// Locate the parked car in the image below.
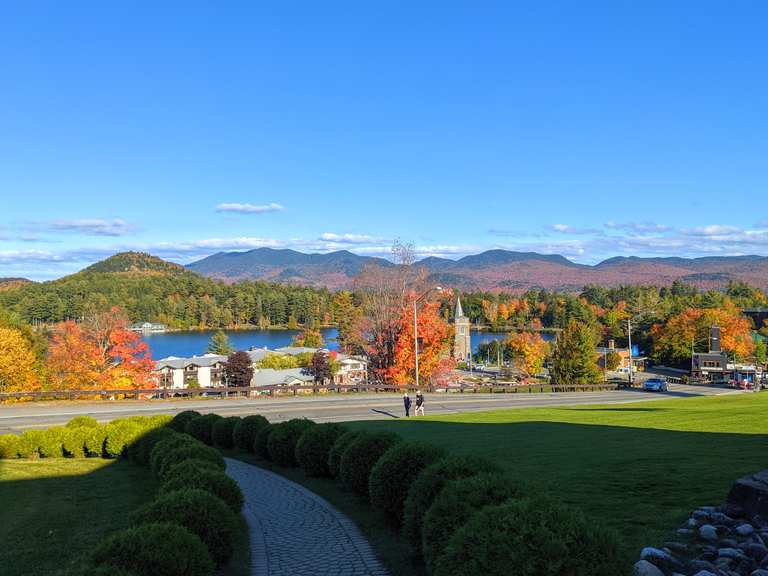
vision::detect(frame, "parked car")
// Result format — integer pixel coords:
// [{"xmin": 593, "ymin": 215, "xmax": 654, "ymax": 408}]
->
[{"xmin": 643, "ymin": 378, "xmax": 668, "ymax": 392}]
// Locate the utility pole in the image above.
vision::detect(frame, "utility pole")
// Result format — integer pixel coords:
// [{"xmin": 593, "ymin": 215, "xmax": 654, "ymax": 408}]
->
[{"xmin": 627, "ymin": 318, "xmax": 634, "ymax": 386}]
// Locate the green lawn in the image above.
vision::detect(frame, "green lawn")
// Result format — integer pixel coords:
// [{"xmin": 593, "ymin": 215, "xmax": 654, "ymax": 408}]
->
[
  {"xmin": 0, "ymin": 459, "xmax": 158, "ymax": 576},
  {"xmin": 350, "ymin": 392, "xmax": 768, "ymax": 568}
]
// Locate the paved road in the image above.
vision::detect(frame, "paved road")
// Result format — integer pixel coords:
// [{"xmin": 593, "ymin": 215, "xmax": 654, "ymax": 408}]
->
[
  {"xmin": 0, "ymin": 383, "xmax": 740, "ymax": 434},
  {"xmin": 226, "ymin": 457, "xmax": 388, "ymax": 576}
]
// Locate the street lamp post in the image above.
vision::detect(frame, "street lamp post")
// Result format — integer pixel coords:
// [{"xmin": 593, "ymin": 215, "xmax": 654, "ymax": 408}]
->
[{"xmin": 413, "ymin": 286, "xmax": 442, "ymax": 390}]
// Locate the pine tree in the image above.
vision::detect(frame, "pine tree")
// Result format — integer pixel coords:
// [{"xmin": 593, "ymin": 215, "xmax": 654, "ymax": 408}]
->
[
  {"xmin": 207, "ymin": 330, "xmax": 234, "ymax": 355},
  {"xmin": 550, "ymin": 319, "xmax": 600, "ymax": 386}
]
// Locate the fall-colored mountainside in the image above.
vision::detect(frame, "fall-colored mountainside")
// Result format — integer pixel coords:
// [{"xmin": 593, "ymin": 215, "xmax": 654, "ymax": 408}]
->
[
  {"xmin": 82, "ymin": 251, "xmax": 189, "ymax": 276},
  {"xmin": 0, "ymin": 278, "xmax": 33, "ymax": 292},
  {"xmin": 186, "ymin": 248, "xmax": 768, "ymax": 291}
]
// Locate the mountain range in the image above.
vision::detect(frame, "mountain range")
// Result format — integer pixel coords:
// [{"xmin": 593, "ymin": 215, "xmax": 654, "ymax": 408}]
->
[{"xmin": 186, "ymin": 248, "xmax": 768, "ymax": 292}]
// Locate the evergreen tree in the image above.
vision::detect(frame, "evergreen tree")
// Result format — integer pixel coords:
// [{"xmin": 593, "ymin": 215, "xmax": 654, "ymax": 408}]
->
[
  {"xmin": 207, "ymin": 329, "xmax": 234, "ymax": 355},
  {"xmin": 550, "ymin": 319, "xmax": 600, "ymax": 386}
]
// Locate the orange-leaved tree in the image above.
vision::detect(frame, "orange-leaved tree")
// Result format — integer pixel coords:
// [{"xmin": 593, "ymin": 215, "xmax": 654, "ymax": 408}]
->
[
  {"xmin": 507, "ymin": 330, "xmax": 550, "ymax": 376},
  {"xmin": 0, "ymin": 327, "xmax": 42, "ymax": 392},
  {"xmin": 387, "ymin": 299, "xmax": 453, "ymax": 386},
  {"xmin": 47, "ymin": 307, "xmax": 155, "ymax": 390}
]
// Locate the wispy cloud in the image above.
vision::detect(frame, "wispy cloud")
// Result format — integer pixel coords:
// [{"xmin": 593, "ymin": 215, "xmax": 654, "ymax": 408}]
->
[
  {"xmin": 681, "ymin": 225, "xmax": 743, "ymax": 237},
  {"xmin": 551, "ymin": 224, "xmax": 603, "ymax": 235},
  {"xmin": 38, "ymin": 218, "xmax": 135, "ymax": 237},
  {"xmin": 319, "ymin": 232, "xmax": 382, "ymax": 244},
  {"xmin": 755, "ymin": 218, "xmax": 768, "ymax": 229},
  {"xmin": 605, "ymin": 221, "xmax": 670, "ymax": 233},
  {"xmin": 216, "ymin": 202, "xmax": 285, "ymax": 214}
]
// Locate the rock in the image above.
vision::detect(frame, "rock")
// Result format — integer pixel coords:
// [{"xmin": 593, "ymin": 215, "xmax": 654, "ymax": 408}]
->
[
  {"xmin": 747, "ymin": 543, "xmax": 768, "ymax": 561},
  {"xmin": 727, "ymin": 470, "xmax": 768, "ymax": 519},
  {"xmin": 751, "ymin": 569, "xmax": 768, "ymax": 576},
  {"xmin": 719, "ymin": 547, "xmax": 742, "ymax": 559},
  {"xmin": 640, "ymin": 546, "xmax": 683, "ymax": 571},
  {"xmin": 692, "ymin": 571, "xmax": 717, "ymax": 576},
  {"xmin": 677, "ymin": 528, "xmax": 695, "ymax": 537},
  {"xmin": 720, "ymin": 538, "xmax": 739, "ymax": 548},
  {"xmin": 690, "ymin": 558, "xmax": 717, "ymax": 572},
  {"xmin": 738, "ymin": 524, "xmax": 757, "ymax": 536},
  {"xmin": 633, "ymin": 559, "xmax": 664, "ymax": 576},
  {"xmin": 700, "ymin": 524, "xmax": 719, "ymax": 541}
]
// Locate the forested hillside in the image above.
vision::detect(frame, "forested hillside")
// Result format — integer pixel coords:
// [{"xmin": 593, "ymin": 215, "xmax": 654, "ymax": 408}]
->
[{"xmin": 0, "ymin": 253, "xmax": 334, "ymax": 329}]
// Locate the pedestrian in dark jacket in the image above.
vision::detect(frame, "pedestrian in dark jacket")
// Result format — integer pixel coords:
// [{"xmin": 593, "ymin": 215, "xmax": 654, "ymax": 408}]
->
[
  {"xmin": 403, "ymin": 392, "xmax": 412, "ymax": 417},
  {"xmin": 415, "ymin": 391, "xmax": 425, "ymax": 416}
]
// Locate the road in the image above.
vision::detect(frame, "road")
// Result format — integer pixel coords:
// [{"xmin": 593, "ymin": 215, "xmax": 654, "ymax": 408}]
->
[{"xmin": 0, "ymin": 383, "xmax": 741, "ymax": 434}]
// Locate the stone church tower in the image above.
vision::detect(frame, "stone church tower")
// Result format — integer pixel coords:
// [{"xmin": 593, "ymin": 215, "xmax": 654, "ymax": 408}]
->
[{"xmin": 453, "ymin": 297, "xmax": 471, "ymax": 361}]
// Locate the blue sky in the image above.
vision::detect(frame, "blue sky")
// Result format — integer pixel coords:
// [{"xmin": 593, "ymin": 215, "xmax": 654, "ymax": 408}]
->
[{"xmin": 1, "ymin": 1, "xmax": 767, "ymax": 280}]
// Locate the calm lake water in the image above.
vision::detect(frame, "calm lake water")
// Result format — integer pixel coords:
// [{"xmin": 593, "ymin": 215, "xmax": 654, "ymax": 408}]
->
[{"xmin": 141, "ymin": 328, "xmax": 529, "ymax": 359}]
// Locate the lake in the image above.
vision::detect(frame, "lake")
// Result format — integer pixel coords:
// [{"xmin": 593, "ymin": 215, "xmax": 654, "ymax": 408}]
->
[{"xmin": 140, "ymin": 328, "xmax": 525, "ymax": 359}]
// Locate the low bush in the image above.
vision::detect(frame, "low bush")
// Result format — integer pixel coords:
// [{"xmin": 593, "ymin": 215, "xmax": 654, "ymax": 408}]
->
[
  {"xmin": 17, "ymin": 430, "xmax": 44, "ymax": 458},
  {"xmin": 130, "ymin": 489, "xmax": 238, "ymax": 567},
  {"xmin": 149, "ymin": 433, "xmax": 198, "ymax": 476},
  {"xmin": 434, "ymin": 498, "xmax": 622, "ymax": 576},
  {"xmin": 422, "ymin": 472, "xmax": 525, "ymax": 571},
  {"xmin": 157, "ymin": 443, "xmax": 225, "ymax": 480},
  {"xmin": 267, "ymin": 419, "xmax": 316, "ymax": 467},
  {"xmin": 160, "ymin": 467, "xmax": 244, "ymax": 513},
  {"xmin": 38, "ymin": 427, "xmax": 65, "ymax": 458},
  {"xmin": 62, "ymin": 427, "xmax": 89, "ymax": 458},
  {"xmin": 66, "ymin": 415, "xmax": 100, "ymax": 429},
  {"xmin": 185, "ymin": 414, "xmax": 222, "ymax": 445},
  {"xmin": 369, "ymin": 441, "xmax": 445, "ymax": 526},
  {"xmin": 90, "ymin": 521, "xmax": 213, "ymax": 576},
  {"xmin": 104, "ymin": 419, "xmax": 142, "ymax": 458},
  {"xmin": 327, "ymin": 430, "xmax": 363, "ymax": 479},
  {"xmin": 212, "ymin": 416, "xmax": 241, "ymax": 449},
  {"xmin": 233, "ymin": 414, "xmax": 269, "ymax": 452},
  {"xmin": 83, "ymin": 425, "xmax": 108, "ymax": 457},
  {"xmin": 167, "ymin": 410, "xmax": 202, "ymax": 433},
  {"xmin": 295, "ymin": 422, "xmax": 346, "ymax": 477},
  {"xmin": 340, "ymin": 431, "xmax": 402, "ymax": 496},
  {"xmin": 128, "ymin": 426, "xmax": 177, "ymax": 466},
  {"xmin": 0, "ymin": 434, "xmax": 19, "ymax": 459},
  {"xmin": 253, "ymin": 423, "xmax": 274, "ymax": 460},
  {"xmin": 403, "ymin": 454, "xmax": 501, "ymax": 546}
]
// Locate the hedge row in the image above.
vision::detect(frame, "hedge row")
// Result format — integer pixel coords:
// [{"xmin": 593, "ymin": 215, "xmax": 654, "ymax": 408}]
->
[
  {"xmin": 232, "ymin": 412, "xmax": 622, "ymax": 576},
  {"xmin": 0, "ymin": 415, "xmax": 173, "ymax": 460}
]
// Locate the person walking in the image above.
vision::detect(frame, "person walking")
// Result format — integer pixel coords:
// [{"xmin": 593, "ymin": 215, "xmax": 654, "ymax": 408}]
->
[
  {"xmin": 415, "ymin": 390, "xmax": 425, "ymax": 416},
  {"xmin": 403, "ymin": 392, "xmax": 412, "ymax": 417}
]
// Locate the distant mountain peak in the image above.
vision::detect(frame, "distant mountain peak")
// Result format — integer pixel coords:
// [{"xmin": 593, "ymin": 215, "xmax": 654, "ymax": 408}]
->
[{"xmin": 83, "ymin": 252, "xmax": 187, "ymax": 275}]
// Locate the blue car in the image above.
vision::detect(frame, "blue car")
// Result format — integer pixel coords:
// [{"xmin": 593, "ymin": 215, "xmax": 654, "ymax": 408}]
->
[{"xmin": 643, "ymin": 378, "xmax": 668, "ymax": 392}]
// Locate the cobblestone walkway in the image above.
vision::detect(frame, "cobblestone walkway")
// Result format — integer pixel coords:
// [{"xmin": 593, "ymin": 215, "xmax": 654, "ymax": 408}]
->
[{"xmin": 225, "ymin": 457, "xmax": 389, "ymax": 576}]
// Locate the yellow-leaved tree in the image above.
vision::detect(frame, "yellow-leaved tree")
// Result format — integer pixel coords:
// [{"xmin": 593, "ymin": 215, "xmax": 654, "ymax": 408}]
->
[{"xmin": 0, "ymin": 327, "xmax": 41, "ymax": 392}]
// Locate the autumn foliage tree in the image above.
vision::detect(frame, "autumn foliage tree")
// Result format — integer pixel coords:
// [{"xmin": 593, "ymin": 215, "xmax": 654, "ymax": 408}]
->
[
  {"xmin": 46, "ymin": 307, "xmax": 155, "ymax": 390},
  {"xmin": 0, "ymin": 327, "xmax": 41, "ymax": 392},
  {"xmin": 651, "ymin": 303, "xmax": 755, "ymax": 365},
  {"xmin": 388, "ymin": 300, "xmax": 453, "ymax": 386},
  {"xmin": 507, "ymin": 331, "xmax": 549, "ymax": 376},
  {"xmin": 550, "ymin": 319, "xmax": 601, "ymax": 386}
]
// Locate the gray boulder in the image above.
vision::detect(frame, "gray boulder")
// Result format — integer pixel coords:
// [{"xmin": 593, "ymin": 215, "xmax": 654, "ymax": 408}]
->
[
  {"xmin": 727, "ymin": 470, "xmax": 768, "ymax": 518},
  {"xmin": 633, "ymin": 559, "xmax": 664, "ymax": 576}
]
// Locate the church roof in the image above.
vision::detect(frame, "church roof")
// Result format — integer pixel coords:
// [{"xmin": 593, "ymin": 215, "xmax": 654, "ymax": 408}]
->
[{"xmin": 455, "ymin": 297, "xmax": 467, "ymax": 320}]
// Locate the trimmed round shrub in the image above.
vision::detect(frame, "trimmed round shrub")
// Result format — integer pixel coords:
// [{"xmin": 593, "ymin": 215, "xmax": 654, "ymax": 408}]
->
[
  {"xmin": 160, "ymin": 467, "xmax": 244, "ymax": 513},
  {"xmin": 233, "ymin": 414, "xmax": 269, "ymax": 451},
  {"xmin": 130, "ymin": 489, "xmax": 238, "ymax": 566},
  {"xmin": 0, "ymin": 434, "xmax": 20, "ymax": 459},
  {"xmin": 66, "ymin": 415, "xmax": 99, "ymax": 429},
  {"xmin": 212, "ymin": 416, "xmax": 241, "ymax": 449},
  {"xmin": 62, "ymin": 427, "xmax": 89, "ymax": 458},
  {"xmin": 422, "ymin": 473, "xmax": 525, "ymax": 570},
  {"xmin": 157, "ymin": 443, "xmax": 225, "ymax": 480},
  {"xmin": 167, "ymin": 410, "xmax": 202, "ymax": 433},
  {"xmin": 185, "ymin": 414, "xmax": 222, "ymax": 445},
  {"xmin": 295, "ymin": 422, "xmax": 346, "ymax": 477},
  {"xmin": 90, "ymin": 521, "xmax": 213, "ymax": 576},
  {"xmin": 253, "ymin": 423, "xmax": 274, "ymax": 460},
  {"xmin": 340, "ymin": 431, "xmax": 402, "ymax": 496},
  {"xmin": 149, "ymin": 433, "xmax": 198, "ymax": 476},
  {"xmin": 434, "ymin": 498, "xmax": 622, "ymax": 576},
  {"xmin": 148, "ymin": 414, "xmax": 173, "ymax": 428},
  {"xmin": 267, "ymin": 419, "xmax": 316, "ymax": 467},
  {"xmin": 83, "ymin": 425, "xmax": 108, "ymax": 457},
  {"xmin": 17, "ymin": 430, "xmax": 44, "ymax": 458},
  {"xmin": 327, "ymin": 430, "xmax": 363, "ymax": 479},
  {"xmin": 369, "ymin": 441, "xmax": 445, "ymax": 526},
  {"xmin": 128, "ymin": 426, "xmax": 177, "ymax": 466},
  {"xmin": 104, "ymin": 419, "xmax": 143, "ymax": 458},
  {"xmin": 403, "ymin": 455, "xmax": 501, "ymax": 546},
  {"xmin": 40, "ymin": 427, "xmax": 65, "ymax": 458}
]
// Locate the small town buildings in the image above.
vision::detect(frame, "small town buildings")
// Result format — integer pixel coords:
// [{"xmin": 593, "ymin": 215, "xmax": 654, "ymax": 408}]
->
[
  {"xmin": 453, "ymin": 297, "xmax": 471, "ymax": 361},
  {"xmin": 128, "ymin": 322, "xmax": 167, "ymax": 333},
  {"xmin": 597, "ymin": 340, "xmax": 646, "ymax": 372},
  {"xmin": 691, "ymin": 326, "xmax": 728, "ymax": 383}
]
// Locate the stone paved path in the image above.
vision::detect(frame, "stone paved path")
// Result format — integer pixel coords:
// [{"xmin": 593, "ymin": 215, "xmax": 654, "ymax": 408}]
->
[{"xmin": 225, "ymin": 457, "xmax": 389, "ymax": 576}]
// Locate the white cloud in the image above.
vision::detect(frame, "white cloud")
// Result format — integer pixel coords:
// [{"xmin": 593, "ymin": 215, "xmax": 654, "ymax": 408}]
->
[
  {"xmin": 215, "ymin": 202, "xmax": 285, "ymax": 214},
  {"xmin": 551, "ymin": 224, "xmax": 602, "ymax": 235},
  {"xmin": 319, "ymin": 233, "xmax": 381, "ymax": 244},
  {"xmin": 45, "ymin": 218, "xmax": 135, "ymax": 236},
  {"xmin": 681, "ymin": 225, "xmax": 743, "ymax": 236},
  {"xmin": 605, "ymin": 221, "xmax": 670, "ymax": 233}
]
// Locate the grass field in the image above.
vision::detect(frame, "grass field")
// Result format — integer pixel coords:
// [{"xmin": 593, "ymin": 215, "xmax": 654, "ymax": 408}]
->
[
  {"xmin": 0, "ymin": 459, "xmax": 158, "ymax": 576},
  {"xmin": 0, "ymin": 458, "xmax": 250, "ymax": 576}
]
